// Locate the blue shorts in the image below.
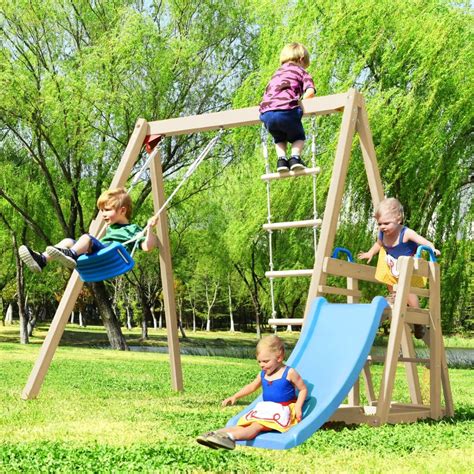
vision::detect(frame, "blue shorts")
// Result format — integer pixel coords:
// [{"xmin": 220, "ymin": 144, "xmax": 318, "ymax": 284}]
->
[
  {"xmin": 88, "ymin": 234, "xmax": 107, "ymax": 254},
  {"xmin": 260, "ymin": 108, "xmax": 306, "ymax": 144}
]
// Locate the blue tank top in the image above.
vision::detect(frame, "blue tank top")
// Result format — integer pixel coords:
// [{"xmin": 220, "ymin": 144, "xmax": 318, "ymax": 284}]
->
[
  {"xmin": 379, "ymin": 226, "xmax": 417, "ymax": 258},
  {"xmin": 261, "ymin": 366, "xmax": 296, "ymax": 403}
]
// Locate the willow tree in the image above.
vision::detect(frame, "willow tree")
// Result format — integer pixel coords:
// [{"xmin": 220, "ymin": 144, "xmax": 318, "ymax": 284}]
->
[
  {"xmin": 0, "ymin": 0, "xmax": 257, "ymax": 345},
  {"xmin": 231, "ymin": 0, "xmax": 472, "ymax": 330}
]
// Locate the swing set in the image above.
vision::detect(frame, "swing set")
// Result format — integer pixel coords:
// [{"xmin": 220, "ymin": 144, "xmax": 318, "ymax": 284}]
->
[{"xmin": 22, "ymin": 89, "xmax": 453, "ymax": 440}]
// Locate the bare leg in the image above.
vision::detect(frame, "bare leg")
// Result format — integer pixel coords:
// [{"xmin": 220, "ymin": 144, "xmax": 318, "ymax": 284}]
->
[
  {"xmin": 43, "ymin": 238, "xmax": 75, "ymax": 262},
  {"xmin": 217, "ymin": 423, "xmax": 267, "ymax": 441},
  {"xmin": 290, "ymin": 139, "xmax": 305, "ymax": 156},
  {"xmin": 274, "ymin": 142, "xmax": 287, "ymax": 158},
  {"xmin": 70, "ymin": 234, "xmax": 93, "ymax": 256}
]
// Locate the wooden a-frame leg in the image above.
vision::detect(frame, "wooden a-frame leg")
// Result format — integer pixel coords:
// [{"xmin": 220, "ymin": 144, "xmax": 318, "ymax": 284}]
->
[
  {"xmin": 149, "ymin": 149, "xmax": 183, "ymax": 391},
  {"xmin": 304, "ymin": 89, "xmax": 360, "ymax": 317},
  {"xmin": 21, "ymin": 119, "xmax": 148, "ymax": 400}
]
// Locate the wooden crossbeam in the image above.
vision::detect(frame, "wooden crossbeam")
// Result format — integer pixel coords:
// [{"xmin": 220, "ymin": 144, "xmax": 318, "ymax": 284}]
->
[{"xmin": 147, "ymin": 93, "xmax": 349, "ymax": 136}]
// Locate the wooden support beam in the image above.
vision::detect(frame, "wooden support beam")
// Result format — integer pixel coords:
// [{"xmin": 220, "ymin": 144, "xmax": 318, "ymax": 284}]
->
[
  {"xmin": 356, "ymin": 95, "xmax": 385, "ymax": 206},
  {"xmin": 22, "ymin": 119, "xmax": 148, "ymax": 400},
  {"xmin": 304, "ymin": 90, "xmax": 360, "ymax": 317},
  {"xmin": 323, "ymin": 257, "xmax": 379, "ymax": 283},
  {"xmin": 147, "ymin": 93, "xmax": 348, "ymax": 136},
  {"xmin": 149, "ymin": 149, "xmax": 183, "ymax": 392},
  {"xmin": 376, "ymin": 256, "xmax": 414, "ymax": 423}
]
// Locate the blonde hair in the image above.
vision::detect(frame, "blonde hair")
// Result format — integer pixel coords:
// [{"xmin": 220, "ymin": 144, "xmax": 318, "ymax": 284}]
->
[
  {"xmin": 256, "ymin": 335, "xmax": 285, "ymax": 357},
  {"xmin": 375, "ymin": 197, "xmax": 404, "ymax": 224},
  {"xmin": 97, "ymin": 187, "xmax": 133, "ymax": 220},
  {"xmin": 279, "ymin": 43, "xmax": 310, "ymax": 68}
]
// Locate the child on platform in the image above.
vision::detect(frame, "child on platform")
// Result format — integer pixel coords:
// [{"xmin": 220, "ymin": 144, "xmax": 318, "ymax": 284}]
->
[
  {"xmin": 259, "ymin": 42, "xmax": 316, "ymax": 172},
  {"xmin": 19, "ymin": 187, "xmax": 158, "ymax": 272},
  {"xmin": 196, "ymin": 335, "xmax": 307, "ymax": 450},
  {"xmin": 358, "ymin": 197, "xmax": 440, "ymax": 339}
]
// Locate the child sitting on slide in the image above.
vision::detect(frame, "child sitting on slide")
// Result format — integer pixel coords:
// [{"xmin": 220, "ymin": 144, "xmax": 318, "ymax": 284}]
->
[
  {"xmin": 196, "ymin": 335, "xmax": 307, "ymax": 450},
  {"xmin": 19, "ymin": 187, "xmax": 158, "ymax": 272},
  {"xmin": 358, "ymin": 197, "xmax": 440, "ymax": 339}
]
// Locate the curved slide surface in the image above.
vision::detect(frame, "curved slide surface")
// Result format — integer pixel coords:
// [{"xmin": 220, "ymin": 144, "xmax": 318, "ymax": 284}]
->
[{"xmin": 226, "ymin": 296, "xmax": 387, "ymax": 450}]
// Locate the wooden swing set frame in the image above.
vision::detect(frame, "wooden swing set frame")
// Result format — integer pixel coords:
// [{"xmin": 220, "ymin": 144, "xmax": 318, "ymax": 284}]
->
[{"xmin": 22, "ymin": 89, "xmax": 453, "ymax": 427}]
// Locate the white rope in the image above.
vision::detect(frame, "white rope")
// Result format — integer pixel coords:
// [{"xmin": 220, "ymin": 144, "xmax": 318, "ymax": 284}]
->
[
  {"xmin": 124, "ymin": 129, "xmax": 225, "ymax": 249},
  {"xmin": 262, "ymin": 125, "xmax": 277, "ymax": 318},
  {"xmin": 311, "ymin": 117, "xmax": 318, "ymax": 257}
]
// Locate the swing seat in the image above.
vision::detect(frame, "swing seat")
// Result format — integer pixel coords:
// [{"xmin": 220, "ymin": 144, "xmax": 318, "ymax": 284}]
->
[{"xmin": 76, "ymin": 242, "xmax": 135, "ymax": 282}]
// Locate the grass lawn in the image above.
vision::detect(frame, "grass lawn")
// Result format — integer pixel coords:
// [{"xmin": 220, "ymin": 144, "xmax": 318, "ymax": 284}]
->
[{"xmin": 1, "ymin": 329, "xmax": 473, "ymax": 472}]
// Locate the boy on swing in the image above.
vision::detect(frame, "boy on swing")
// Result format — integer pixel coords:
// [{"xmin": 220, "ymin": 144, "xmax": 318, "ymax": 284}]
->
[{"xmin": 19, "ymin": 187, "xmax": 158, "ymax": 273}]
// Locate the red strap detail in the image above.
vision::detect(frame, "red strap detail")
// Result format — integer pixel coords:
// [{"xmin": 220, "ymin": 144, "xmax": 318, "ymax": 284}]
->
[{"xmin": 143, "ymin": 134, "xmax": 163, "ymax": 154}]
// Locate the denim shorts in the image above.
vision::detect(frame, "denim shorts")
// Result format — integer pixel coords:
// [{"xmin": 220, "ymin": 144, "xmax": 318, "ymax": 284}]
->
[
  {"xmin": 88, "ymin": 234, "xmax": 107, "ymax": 254},
  {"xmin": 260, "ymin": 108, "xmax": 306, "ymax": 144}
]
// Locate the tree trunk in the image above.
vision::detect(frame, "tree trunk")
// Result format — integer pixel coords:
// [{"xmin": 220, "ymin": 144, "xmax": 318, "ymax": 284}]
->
[
  {"xmin": 70, "ymin": 311, "xmax": 75, "ymax": 324},
  {"xmin": 90, "ymin": 282, "xmax": 128, "ymax": 350},
  {"xmin": 13, "ymin": 237, "xmax": 28, "ymax": 344},
  {"xmin": 79, "ymin": 311, "xmax": 85, "ymax": 327},
  {"xmin": 228, "ymin": 280, "xmax": 235, "ymax": 332},
  {"xmin": 137, "ymin": 284, "xmax": 152, "ymax": 340},
  {"xmin": 5, "ymin": 304, "xmax": 13, "ymax": 324}
]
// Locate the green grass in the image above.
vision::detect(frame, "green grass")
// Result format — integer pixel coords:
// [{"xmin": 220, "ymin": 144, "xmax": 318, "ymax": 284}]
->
[{"xmin": 1, "ymin": 341, "xmax": 473, "ymax": 473}]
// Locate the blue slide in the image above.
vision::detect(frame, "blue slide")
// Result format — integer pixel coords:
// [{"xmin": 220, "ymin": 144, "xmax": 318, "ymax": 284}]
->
[{"xmin": 226, "ymin": 296, "xmax": 387, "ymax": 450}]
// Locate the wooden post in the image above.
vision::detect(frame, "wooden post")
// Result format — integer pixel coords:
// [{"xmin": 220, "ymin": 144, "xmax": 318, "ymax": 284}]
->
[
  {"xmin": 348, "ymin": 276, "xmax": 360, "ymax": 406},
  {"xmin": 149, "ymin": 148, "xmax": 184, "ymax": 391},
  {"xmin": 376, "ymin": 256, "xmax": 414, "ymax": 423},
  {"xmin": 304, "ymin": 89, "xmax": 360, "ymax": 317},
  {"xmin": 21, "ymin": 119, "xmax": 148, "ymax": 400},
  {"xmin": 428, "ymin": 261, "xmax": 442, "ymax": 419}
]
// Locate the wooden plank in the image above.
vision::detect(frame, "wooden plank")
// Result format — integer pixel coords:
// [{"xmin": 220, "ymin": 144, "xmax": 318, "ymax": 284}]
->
[
  {"xmin": 304, "ymin": 90, "xmax": 361, "ymax": 317},
  {"xmin": 21, "ymin": 119, "xmax": 148, "ymax": 400},
  {"xmin": 376, "ymin": 256, "xmax": 414, "ymax": 423},
  {"xmin": 266, "ymin": 269, "xmax": 312, "ymax": 278},
  {"xmin": 413, "ymin": 258, "xmax": 430, "ymax": 278},
  {"xmin": 318, "ymin": 285, "xmax": 362, "ymax": 298},
  {"xmin": 147, "ymin": 93, "xmax": 349, "ymax": 136},
  {"xmin": 149, "ymin": 149, "xmax": 184, "ymax": 392},
  {"xmin": 428, "ymin": 261, "xmax": 442, "ymax": 419},
  {"xmin": 263, "ymin": 219, "xmax": 322, "ymax": 231},
  {"xmin": 368, "ymin": 355, "xmax": 430, "ymax": 364},
  {"xmin": 356, "ymin": 96, "xmax": 385, "ymax": 206},
  {"xmin": 261, "ymin": 167, "xmax": 321, "ymax": 181},
  {"xmin": 405, "ymin": 307, "xmax": 430, "ymax": 325},
  {"xmin": 323, "ymin": 257, "xmax": 379, "ymax": 283},
  {"xmin": 268, "ymin": 318, "xmax": 304, "ymax": 326},
  {"xmin": 21, "ymin": 272, "xmax": 84, "ymax": 399}
]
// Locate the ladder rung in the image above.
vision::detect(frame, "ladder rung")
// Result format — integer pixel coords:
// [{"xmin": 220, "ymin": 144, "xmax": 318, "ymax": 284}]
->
[
  {"xmin": 266, "ymin": 269, "xmax": 313, "ymax": 278},
  {"xmin": 368, "ymin": 355, "xmax": 430, "ymax": 364},
  {"xmin": 261, "ymin": 167, "xmax": 321, "ymax": 181},
  {"xmin": 268, "ymin": 318, "xmax": 304, "ymax": 326},
  {"xmin": 263, "ymin": 219, "xmax": 322, "ymax": 231}
]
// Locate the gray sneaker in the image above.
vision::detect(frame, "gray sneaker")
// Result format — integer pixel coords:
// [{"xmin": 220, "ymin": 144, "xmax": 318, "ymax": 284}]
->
[
  {"xmin": 19, "ymin": 245, "xmax": 46, "ymax": 273},
  {"xmin": 45, "ymin": 246, "xmax": 78, "ymax": 269},
  {"xmin": 204, "ymin": 432, "xmax": 236, "ymax": 450},
  {"xmin": 196, "ymin": 432, "xmax": 219, "ymax": 449}
]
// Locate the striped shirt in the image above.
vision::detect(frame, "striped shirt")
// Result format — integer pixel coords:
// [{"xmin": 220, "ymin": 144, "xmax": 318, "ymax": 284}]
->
[{"xmin": 259, "ymin": 62, "xmax": 315, "ymax": 113}]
